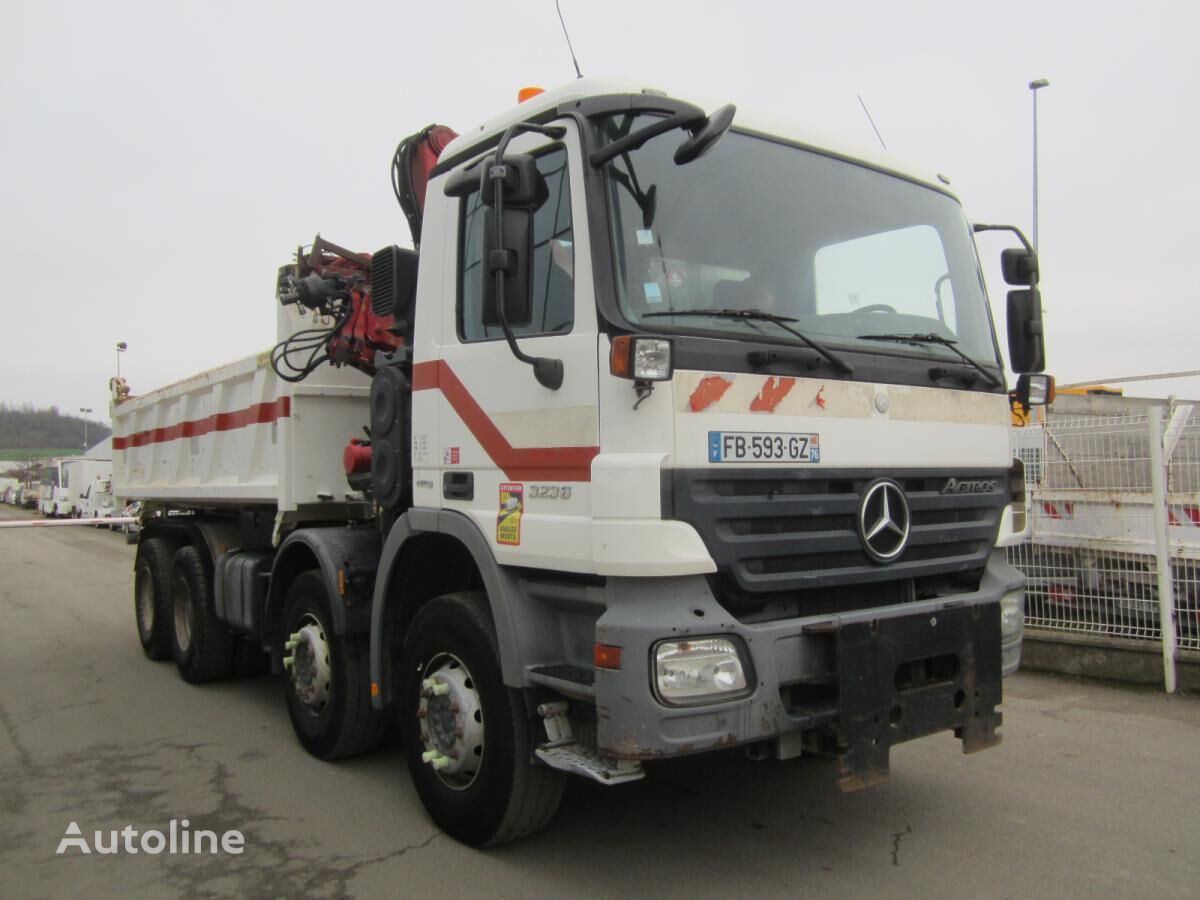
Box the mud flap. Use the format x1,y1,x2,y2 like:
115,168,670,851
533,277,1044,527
835,603,1003,791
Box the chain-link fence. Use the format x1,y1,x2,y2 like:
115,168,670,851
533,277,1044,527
1007,394,1200,691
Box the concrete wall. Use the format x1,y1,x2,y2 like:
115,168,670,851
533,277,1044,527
1022,628,1200,694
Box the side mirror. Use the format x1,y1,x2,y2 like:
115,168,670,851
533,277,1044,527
675,104,737,165
1013,373,1055,409
480,152,546,330
1007,289,1045,373
1001,247,1039,285
482,207,533,328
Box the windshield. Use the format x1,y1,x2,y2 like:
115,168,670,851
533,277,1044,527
601,117,1001,367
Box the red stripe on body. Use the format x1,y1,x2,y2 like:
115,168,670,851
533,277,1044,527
413,360,598,482
750,377,796,413
113,398,291,450
688,375,733,412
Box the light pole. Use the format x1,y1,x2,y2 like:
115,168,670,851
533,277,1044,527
1029,78,1050,252
80,407,93,453
115,341,127,379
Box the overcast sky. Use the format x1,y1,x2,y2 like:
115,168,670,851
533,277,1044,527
3,0,1197,422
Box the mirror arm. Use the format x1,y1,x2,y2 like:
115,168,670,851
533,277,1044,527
972,222,1033,254
588,110,703,168
486,123,566,391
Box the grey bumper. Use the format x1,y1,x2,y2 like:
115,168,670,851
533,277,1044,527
593,550,1024,767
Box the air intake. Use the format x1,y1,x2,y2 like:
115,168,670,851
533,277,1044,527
370,245,419,325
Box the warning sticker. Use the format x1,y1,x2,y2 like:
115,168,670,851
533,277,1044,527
497,483,524,546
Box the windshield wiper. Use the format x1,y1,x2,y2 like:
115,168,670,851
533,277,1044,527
644,308,854,375
856,332,1001,388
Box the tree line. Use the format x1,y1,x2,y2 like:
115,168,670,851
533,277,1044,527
0,404,111,452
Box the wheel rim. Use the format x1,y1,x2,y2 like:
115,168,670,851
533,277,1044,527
417,652,485,790
173,576,193,652
287,614,332,716
136,570,155,640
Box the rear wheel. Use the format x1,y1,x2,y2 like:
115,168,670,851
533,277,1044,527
134,538,176,660
282,571,386,759
170,545,235,683
399,592,564,846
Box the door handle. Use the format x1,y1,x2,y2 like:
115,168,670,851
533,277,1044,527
443,472,474,501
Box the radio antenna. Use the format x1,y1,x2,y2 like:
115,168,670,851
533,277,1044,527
556,1,584,79
857,94,888,150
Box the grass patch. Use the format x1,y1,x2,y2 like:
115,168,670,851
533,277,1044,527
0,448,80,461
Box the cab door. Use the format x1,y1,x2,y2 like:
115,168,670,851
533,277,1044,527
425,124,600,572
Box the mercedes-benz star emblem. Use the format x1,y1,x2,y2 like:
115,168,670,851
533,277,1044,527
858,479,910,563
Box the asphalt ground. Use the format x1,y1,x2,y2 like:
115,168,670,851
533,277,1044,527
1,502,1198,899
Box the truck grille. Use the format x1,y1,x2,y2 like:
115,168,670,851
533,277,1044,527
667,468,1007,594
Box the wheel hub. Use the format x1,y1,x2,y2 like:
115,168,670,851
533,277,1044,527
286,616,331,714
417,653,484,788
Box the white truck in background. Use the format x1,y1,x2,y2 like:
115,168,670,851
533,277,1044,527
38,465,60,517
114,79,1052,846
79,476,117,522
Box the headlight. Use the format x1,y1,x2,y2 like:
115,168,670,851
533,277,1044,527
653,637,751,706
610,335,674,381
1000,589,1025,642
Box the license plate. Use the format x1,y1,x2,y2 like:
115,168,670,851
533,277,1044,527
708,431,820,464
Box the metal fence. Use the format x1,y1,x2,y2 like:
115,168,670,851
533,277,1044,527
1006,394,1200,692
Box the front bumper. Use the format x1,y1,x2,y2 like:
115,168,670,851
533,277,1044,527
593,551,1024,786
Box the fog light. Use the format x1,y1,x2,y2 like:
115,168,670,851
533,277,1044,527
654,637,750,705
1000,589,1025,642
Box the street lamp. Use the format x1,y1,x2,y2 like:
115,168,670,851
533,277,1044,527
1029,78,1050,252
80,407,93,453
115,341,128,379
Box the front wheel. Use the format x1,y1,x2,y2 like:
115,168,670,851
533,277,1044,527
399,592,564,846
281,571,386,760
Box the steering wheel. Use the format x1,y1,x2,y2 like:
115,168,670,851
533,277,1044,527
855,303,897,314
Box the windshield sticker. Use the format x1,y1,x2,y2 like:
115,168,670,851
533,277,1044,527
497,483,523,546
667,269,685,289
643,282,663,304
636,229,655,246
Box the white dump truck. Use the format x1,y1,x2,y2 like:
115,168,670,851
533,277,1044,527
114,79,1051,846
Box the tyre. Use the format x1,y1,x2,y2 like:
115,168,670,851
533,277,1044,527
134,538,176,660
399,592,564,846
170,545,235,683
282,571,386,759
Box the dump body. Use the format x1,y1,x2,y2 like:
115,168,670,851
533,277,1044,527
111,344,370,526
